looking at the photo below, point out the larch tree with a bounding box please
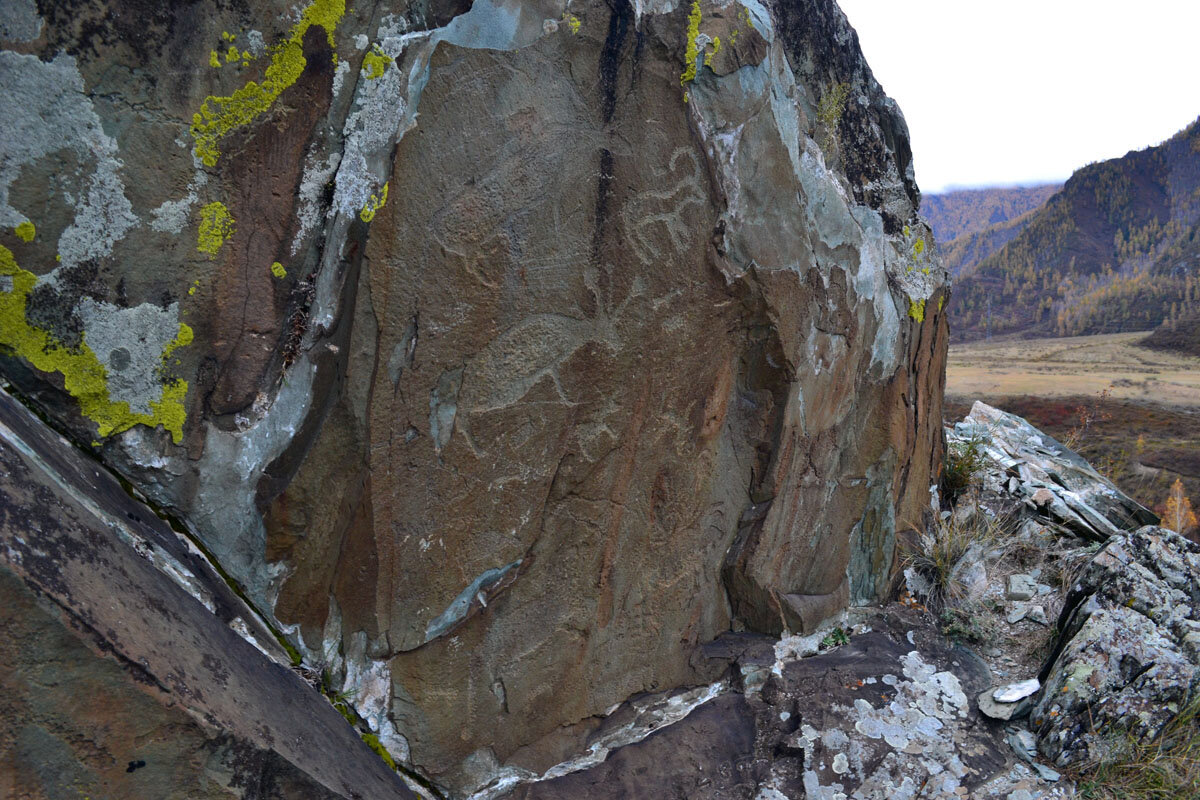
[1162,478,1198,536]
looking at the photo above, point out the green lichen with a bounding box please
[225,45,240,63]
[908,298,926,323]
[817,82,850,149]
[361,45,393,79]
[14,221,35,242]
[359,182,388,222]
[0,245,190,443]
[680,0,701,85]
[361,734,397,771]
[270,261,287,278]
[191,0,345,167]
[197,201,235,257]
[563,13,581,34]
[937,295,945,313]
[209,49,221,68]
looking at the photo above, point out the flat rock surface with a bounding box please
[495,610,1068,799]
[0,388,413,799]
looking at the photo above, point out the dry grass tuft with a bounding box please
[900,501,1015,613]
[1075,698,1200,799]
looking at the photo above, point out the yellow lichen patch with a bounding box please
[680,0,701,85]
[225,45,240,63]
[361,734,397,771]
[191,0,345,167]
[937,295,945,313]
[361,45,393,79]
[197,201,235,257]
[0,245,190,443]
[740,4,755,30]
[705,35,721,66]
[222,31,236,42]
[563,13,581,34]
[270,261,287,278]
[209,49,221,68]
[14,221,35,242]
[908,298,926,323]
[359,182,389,222]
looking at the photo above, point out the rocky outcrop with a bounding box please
[947,401,1158,541]
[945,402,1200,773]
[1,0,947,793]
[1033,527,1200,766]
[494,609,1067,799]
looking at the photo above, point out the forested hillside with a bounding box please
[950,118,1200,342]
[937,208,1037,276]
[922,183,1059,244]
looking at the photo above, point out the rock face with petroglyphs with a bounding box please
[1,0,947,795]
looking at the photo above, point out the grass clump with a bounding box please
[902,510,1003,612]
[1075,698,1200,799]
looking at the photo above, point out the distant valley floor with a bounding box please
[946,331,1200,521]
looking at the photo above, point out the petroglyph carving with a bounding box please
[621,147,707,265]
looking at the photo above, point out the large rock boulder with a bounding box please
[1032,526,1200,766]
[1,0,947,793]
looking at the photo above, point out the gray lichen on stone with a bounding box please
[0,52,138,265]
[78,299,181,415]
[0,0,41,43]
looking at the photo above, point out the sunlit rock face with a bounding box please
[0,0,947,793]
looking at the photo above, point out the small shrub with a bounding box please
[1063,387,1113,450]
[820,627,850,650]
[942,432,989,502]
[938,607,986,645]
[816,82,850,150]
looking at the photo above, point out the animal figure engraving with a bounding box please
[621,147,707,265]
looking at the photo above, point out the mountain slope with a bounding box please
[922,184,1060,244]
[938,206,1038,277]
[951,118,1200,342]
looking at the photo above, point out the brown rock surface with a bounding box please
[1,0,948,794]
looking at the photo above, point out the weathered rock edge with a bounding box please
[0,386,416,798]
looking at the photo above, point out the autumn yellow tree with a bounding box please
[1162,479,1198,536]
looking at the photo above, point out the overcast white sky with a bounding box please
[837,0,1200,193]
